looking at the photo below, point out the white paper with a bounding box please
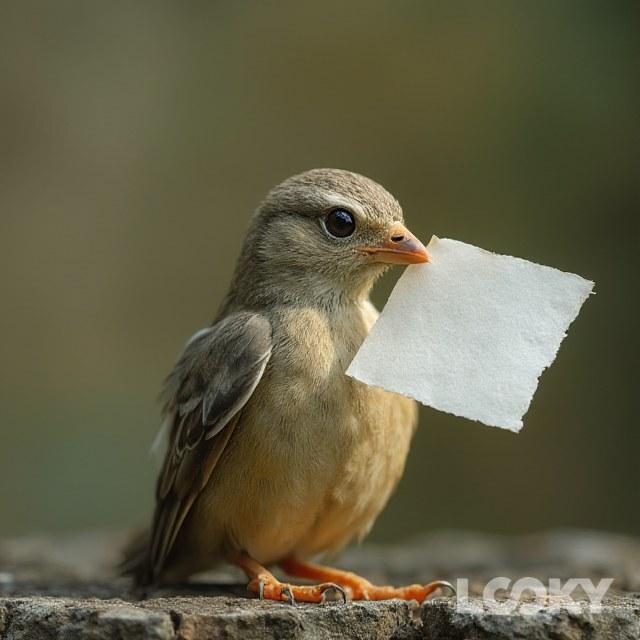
[347,237,594,432]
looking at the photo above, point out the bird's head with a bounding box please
[235,168,429,305]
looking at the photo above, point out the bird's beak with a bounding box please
[360,223,430,265]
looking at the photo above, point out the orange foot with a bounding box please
[231,552,348,604]
[280,556,455,603]
[231,552,454,604]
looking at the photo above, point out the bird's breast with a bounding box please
[201,300,417,563]
[245,299,416,498]
[264,303,372,428]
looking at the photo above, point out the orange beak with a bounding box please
[360,223,430,265]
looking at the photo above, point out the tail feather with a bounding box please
[119,528,151,585]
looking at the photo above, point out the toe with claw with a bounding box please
[320,582,350,604]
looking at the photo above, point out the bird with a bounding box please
[123,168,453,603]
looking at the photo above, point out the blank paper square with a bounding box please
[347,237,594,432]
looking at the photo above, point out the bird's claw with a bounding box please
[280,585,295,605]
[428,580,456,598]
[258,579,265,600]
[320,582,349,604]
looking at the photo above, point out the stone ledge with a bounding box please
[1,530,639,639]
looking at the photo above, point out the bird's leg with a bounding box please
[229,552,348,604]
[280,556,455,603]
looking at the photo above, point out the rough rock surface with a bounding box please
[0,530,638,639]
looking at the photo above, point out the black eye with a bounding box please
[324,208,356,238]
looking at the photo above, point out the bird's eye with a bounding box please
[324,209,356,238]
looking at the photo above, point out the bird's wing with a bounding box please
[145,311,272,583]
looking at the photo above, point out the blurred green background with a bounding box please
[1,2,638,541]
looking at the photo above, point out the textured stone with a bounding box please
[0,530,638,639]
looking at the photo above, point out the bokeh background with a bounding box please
[1,2,638,541]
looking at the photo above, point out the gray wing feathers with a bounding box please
[143,312,272,584]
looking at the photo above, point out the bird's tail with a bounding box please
[118,527,151,586]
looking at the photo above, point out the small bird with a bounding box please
[124,168,452,603]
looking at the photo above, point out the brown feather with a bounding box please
[136,312,272,584]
